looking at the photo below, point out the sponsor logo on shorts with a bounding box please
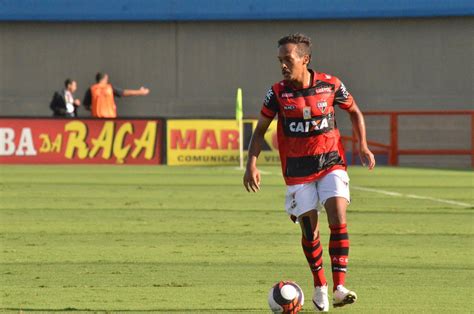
[284,105,296,110]
[290,201,297,210]
[290,193,297,209]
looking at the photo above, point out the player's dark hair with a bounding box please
[95,72,107,83]
[278,33,312,61]
[64,78,74,88]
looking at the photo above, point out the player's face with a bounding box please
[278,44,308,82]
[68,81,77,93]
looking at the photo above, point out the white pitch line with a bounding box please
[352,186,403,197]
[233,167,272,175]
[352,186,472,208]
[231,169,471,207]
[405,194,472,207]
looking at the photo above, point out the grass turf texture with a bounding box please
[0,165,473,313]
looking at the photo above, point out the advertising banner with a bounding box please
[0,118,162,164]
[167,119,280,166]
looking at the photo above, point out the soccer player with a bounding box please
[243,33,375,311]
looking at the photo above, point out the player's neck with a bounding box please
[290,69,312,89]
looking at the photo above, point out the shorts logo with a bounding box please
[284,105,296,110]
[317,101,327,113]
[290,193,297,209]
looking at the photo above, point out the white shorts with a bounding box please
[285,169,350,218]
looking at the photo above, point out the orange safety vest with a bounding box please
[90,83,117,118]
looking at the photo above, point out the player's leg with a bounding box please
[298,209,326,288]
[318,170,357,307]
[297,210,329,312]
[285,182,328,311]
[324,197,351,289]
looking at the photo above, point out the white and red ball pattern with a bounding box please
[268,281,304,313]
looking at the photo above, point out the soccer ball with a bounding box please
[268,281,304,313]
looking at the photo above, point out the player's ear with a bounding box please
[303,54,310,66]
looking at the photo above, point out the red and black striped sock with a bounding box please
[329,224,349,291]
[301,232,327,287]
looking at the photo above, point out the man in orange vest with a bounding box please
[83,72,150,118]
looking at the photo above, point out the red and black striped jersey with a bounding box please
[260,69,355,185]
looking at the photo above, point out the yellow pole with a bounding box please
[236,88,243,169]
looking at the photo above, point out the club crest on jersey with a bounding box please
[303,107,312,120]
[317,101,327,113]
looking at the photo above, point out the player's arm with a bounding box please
[83,88,92,111]
[334,79,375,170]
[243,114,273,192]
[346,103,375,170]
[122,87,150,97]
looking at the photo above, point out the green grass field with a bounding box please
[0,165,473,313]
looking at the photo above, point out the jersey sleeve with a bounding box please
[113,87,124,98]
[260,86,279,118]
[334,79,355,110]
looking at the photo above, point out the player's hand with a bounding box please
[359,146,375,170]
[74,99,81,106]
[243,166,261,192]
[139,87,150,95]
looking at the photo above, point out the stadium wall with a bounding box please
[1,0,473,21]
[0,17,473,119]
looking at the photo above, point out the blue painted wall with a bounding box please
[1,0,473,21]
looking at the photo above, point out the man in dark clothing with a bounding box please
[49,79,81,117]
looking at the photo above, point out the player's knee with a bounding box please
[324,197,348,225]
